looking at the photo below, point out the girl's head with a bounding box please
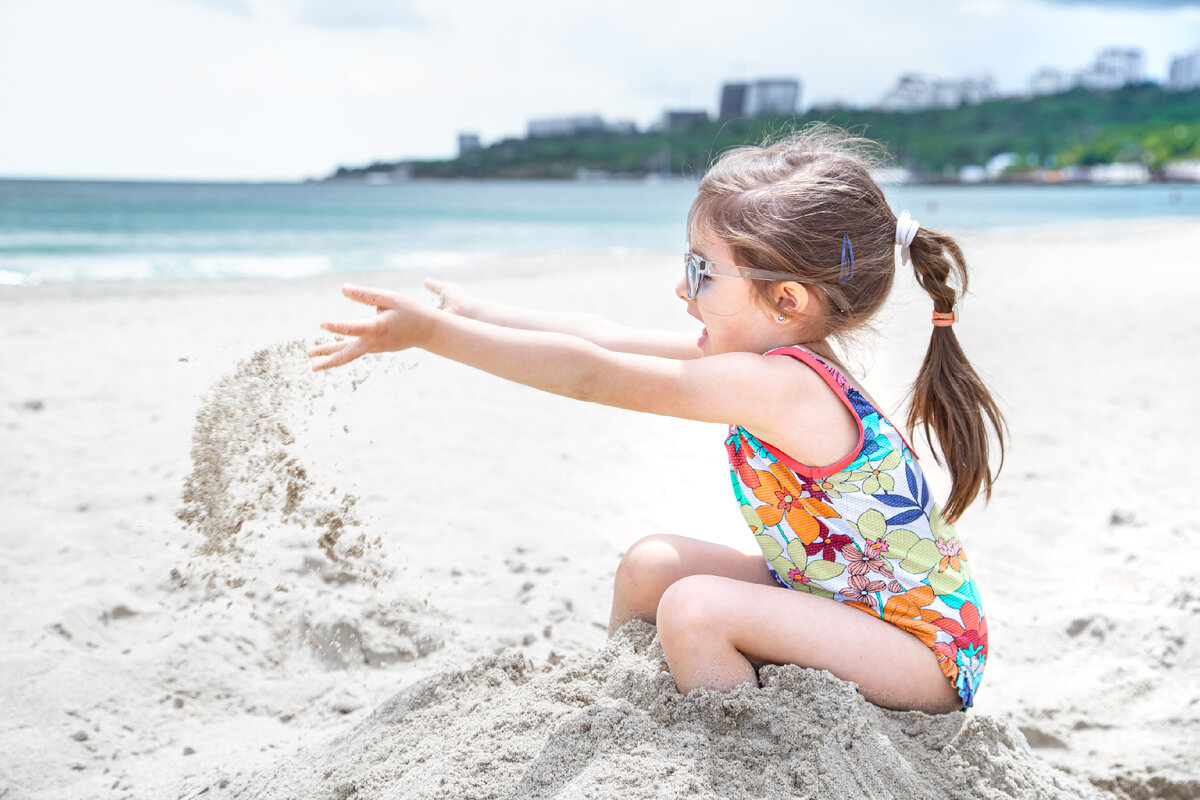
[690,124,1005,522]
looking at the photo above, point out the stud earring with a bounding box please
[776,314,787,323]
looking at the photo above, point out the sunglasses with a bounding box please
[683,252,798,301]
[684,252,848,313]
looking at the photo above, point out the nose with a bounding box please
[674,272,690,302]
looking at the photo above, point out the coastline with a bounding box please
[3,180,1199,290]
[2,219,1198,798]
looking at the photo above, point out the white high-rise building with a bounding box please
[1030,68,1069,96]
[878,73,997,111]
[458,133,481,156]
[748,80,801,115]
[527,115,606,138]
[878,74,936,112]
[1168,49,1200,90]
[1076,48,1144,90]
[718,79,802,117]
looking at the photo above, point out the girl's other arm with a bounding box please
[310,285,817,438]
[426,278,701,360]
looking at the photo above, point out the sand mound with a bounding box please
[231,622,1100,800]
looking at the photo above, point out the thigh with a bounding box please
[622,534,780,587]
[672,574,961,713]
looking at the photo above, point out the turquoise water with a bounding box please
[1,178,1197,285]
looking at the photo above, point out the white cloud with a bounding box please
[0,0,1196,180]
[175,0,254,17]
[1043,0,1198,8]
[297,0,432,28]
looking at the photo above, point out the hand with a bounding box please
[424,278,469,316]
[309,284,433,371]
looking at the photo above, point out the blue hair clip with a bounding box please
[839,234,855,284]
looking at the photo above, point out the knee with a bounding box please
[656,575,726,650]
[613,535,686,604]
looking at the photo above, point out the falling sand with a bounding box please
[177,340,379,580]
[171,341,442,673]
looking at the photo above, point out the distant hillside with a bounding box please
[331,84,1200,181]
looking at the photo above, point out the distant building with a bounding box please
[458,133,482,157]
[1163,160,1200,181]
[605,119,639,135]
[750,79,801,115]
[527,115,606,138]
[1076,47,1144,90]
[719,83,748,118]
[878,74,931,111]
[1030,68,1069,96]
[1088,162,1151,184]
[662,110,710,131]
[959,75,996,105]
[958,165,986,184]
[718,78,802,118]
[1168,49,1200,90]
[879,73,998,111]
[986,152,1020,180]
[364,163,412,183]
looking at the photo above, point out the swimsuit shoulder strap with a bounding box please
[765,344,918,460]
[752,345,869,479]
[765,345,861,414]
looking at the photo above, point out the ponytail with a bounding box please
[906,229,1007,523]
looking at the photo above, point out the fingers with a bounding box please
[342,283,393,308]
[424,278,448,309]
[308,340,343,357]
[320,319,371,336]
[312,283,400,371]
[311,338,368,372]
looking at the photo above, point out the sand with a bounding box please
[233,621,1098,800]
[1,220,1198,799]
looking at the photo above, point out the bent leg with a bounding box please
[608,534,777,635]
[656,574,961,713]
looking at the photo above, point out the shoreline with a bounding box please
[6,173,1200,185]
[2,215,1199,296]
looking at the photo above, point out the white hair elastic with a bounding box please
[896,210,920,265]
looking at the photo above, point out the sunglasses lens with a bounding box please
[685,255,700,300]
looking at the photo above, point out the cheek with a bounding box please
[696,282,753,317]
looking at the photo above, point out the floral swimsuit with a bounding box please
[726,346,988,709]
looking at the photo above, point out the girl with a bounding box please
[309,126,1005,714]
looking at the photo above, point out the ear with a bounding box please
[774,281,811,318]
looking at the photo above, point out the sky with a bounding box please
[1,0,1198,181]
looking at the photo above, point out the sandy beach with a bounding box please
[2,219,1198,799]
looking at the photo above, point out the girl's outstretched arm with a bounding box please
[426,278,700,359]
[309,284,826,444]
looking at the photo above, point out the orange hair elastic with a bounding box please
[932,306,958,327]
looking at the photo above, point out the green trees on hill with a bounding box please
[332,84,1200,180]
[818,83,1200,174]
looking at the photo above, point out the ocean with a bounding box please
[1,178,1197,285]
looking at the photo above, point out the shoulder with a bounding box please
[738,348,865,468]
[764,346,849,390]
[696,348,842,405]
[766,346,887,412]
[590,345,858,441]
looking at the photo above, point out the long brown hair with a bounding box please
[692,124,1006,522]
